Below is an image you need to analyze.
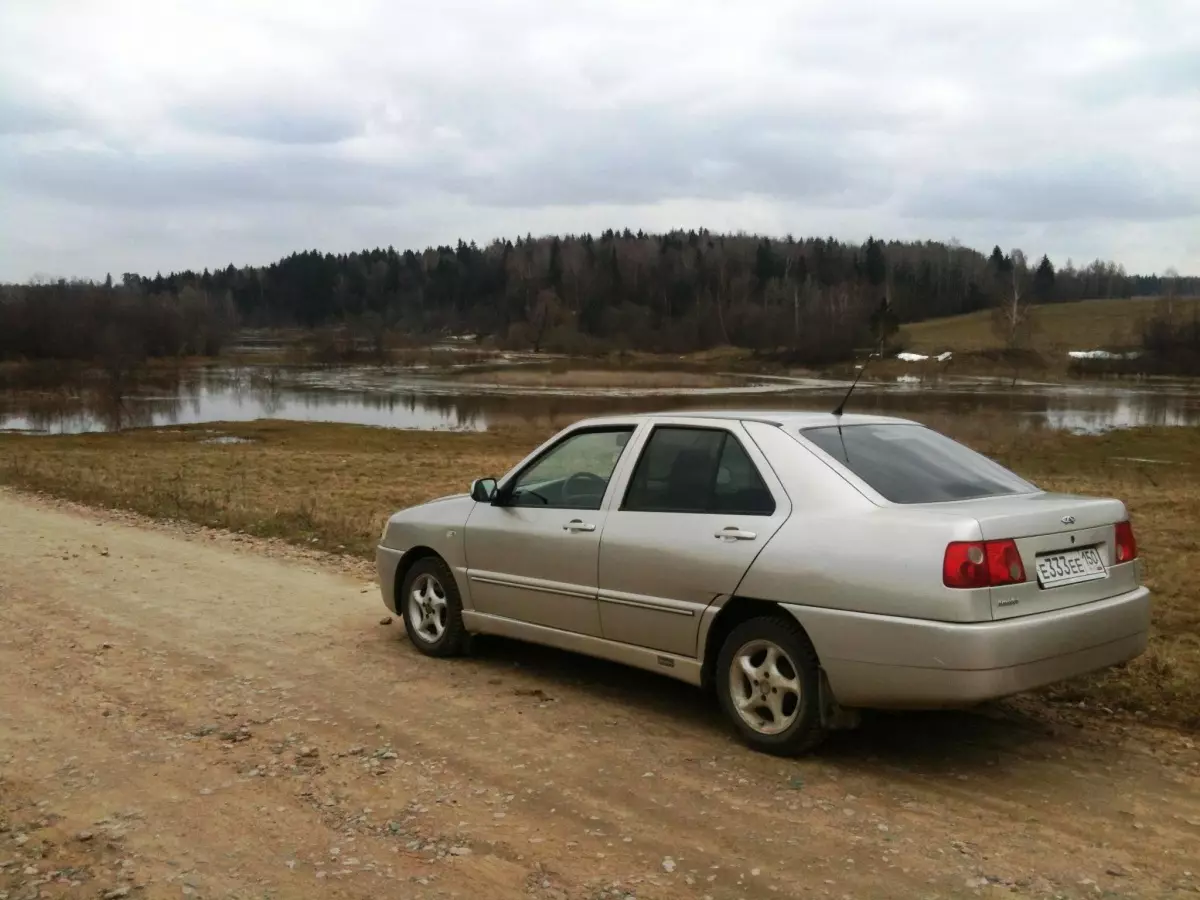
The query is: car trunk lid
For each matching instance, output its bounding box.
[918,492,1137,619]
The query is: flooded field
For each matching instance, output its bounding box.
[2,363,1199,435]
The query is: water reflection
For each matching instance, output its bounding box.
[1,364,1198,435]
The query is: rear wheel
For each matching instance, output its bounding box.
[716,616,827,756]
[401,556,467,658]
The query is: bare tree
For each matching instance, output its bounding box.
[1162,266,1180,319]
[780,246,801,345]
[991,249,1037,385]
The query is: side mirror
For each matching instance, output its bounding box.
[470,477,498,503]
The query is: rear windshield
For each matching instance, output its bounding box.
[800,423,1037,504]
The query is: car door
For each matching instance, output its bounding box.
[597,421,790,656]
[464,424,638,637]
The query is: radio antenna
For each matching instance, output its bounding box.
[833,297,890,417]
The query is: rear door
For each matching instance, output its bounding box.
[596,420,790,656]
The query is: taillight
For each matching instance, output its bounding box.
[943,542,988,588]
[986,539,1026,586]
[1114,520,1138,563]
[944,539,1026,589]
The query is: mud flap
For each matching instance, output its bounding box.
[818,668,861,731]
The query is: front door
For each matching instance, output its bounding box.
[597,423,790,656]
[464,425,636,637]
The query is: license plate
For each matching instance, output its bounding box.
[1035,547,1107,588]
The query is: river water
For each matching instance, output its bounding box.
[2,364,1198,435]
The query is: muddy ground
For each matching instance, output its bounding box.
[1,488,1197,900]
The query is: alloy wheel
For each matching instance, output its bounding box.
[407,572,448,643]
[728,638,802,735]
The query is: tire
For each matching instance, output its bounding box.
[400,556,468,658]
[715,615,827,756]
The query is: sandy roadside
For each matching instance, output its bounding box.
[1,487,1197,900]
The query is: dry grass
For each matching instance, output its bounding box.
[1,417,1197,731]
[0,422,539,558]
[903,296,1200,355]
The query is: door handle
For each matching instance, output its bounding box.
[563,520,597,533]
[715,527,757,541]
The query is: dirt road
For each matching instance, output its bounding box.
[1,489,1198,900]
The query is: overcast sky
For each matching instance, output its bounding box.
[2,0,1198,282]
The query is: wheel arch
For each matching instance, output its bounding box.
[702,596,859,734]
[700,596,811,690]
[393,546,442,604]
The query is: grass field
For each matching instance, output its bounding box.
[902,296,1200,355]
[1,416,1197,732]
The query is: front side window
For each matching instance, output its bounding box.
[508,427,634,509]
[800,423,1037,504]
[623,427,775,515]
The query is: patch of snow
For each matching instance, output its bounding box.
[1068,350,1141,360]
[936,351,953,362]
[896,352,928,362]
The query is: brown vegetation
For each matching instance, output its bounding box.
[1,417,1197,731]
[0,279,237,364]
[904,296,1200,355]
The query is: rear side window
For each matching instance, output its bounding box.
[800,423,1036,504]
[623,426,776,515]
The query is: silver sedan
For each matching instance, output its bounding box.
[377,411,1150,755]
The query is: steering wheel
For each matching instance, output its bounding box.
[562,471,608,506]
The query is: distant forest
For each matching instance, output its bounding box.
[2,230,1197,365]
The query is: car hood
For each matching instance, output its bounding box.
[422,492,470,507]
[391,493,473,522]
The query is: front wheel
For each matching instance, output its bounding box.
[401,557,468,657]
[716,616,827,756]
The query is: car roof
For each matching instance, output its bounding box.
[573,410,918,429]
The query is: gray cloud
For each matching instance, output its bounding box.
[904,159,1200,223]
[1072,46,1200,106]
[7,104,890,211]
[444,109,891,208]
[1,0,1198,279]
[174,103,364,146]
[0,92,79,136]
[6,148,416,208]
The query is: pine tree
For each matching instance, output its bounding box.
[1033,255,1056,302]
[863,237,887,286]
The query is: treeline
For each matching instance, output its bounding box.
[0,280,237,366]
[5,230,1198,365]
[119,232,1194,358]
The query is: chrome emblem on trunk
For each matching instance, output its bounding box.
[1061,515,1076,525]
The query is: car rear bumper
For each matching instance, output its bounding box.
[376,545,405,614]
[782,586,1151,709]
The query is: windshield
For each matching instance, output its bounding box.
[799,423,1038,504]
